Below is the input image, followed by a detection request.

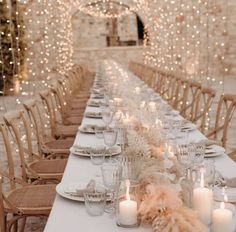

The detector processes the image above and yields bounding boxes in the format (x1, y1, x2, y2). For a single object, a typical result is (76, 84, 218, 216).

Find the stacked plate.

(205, 145, 225, 158)
(180, 123, 197, 132)
(85, 111, 102, 119)
(70, 145, 121, 157)
(87, 100, 102, 107)
(214, 186, 236, 203)
(56, 181, 109, 202)
(78, 124, 106, 134)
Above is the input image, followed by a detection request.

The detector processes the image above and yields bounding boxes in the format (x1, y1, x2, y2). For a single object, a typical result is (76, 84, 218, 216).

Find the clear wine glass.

(192, 142, 205, 166)
(103, 128, 118, 159)
(102, 110, 113, 128)
(176, 144, 195, 174)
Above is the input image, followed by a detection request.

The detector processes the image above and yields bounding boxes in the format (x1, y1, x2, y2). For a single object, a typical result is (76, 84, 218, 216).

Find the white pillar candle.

(212, 195, 232, 232)
(119, 180, 138, 226)
(193, 169, 213, 225)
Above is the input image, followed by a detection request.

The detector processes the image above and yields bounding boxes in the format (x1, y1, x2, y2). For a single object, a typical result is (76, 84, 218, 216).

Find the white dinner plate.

(56, 182, 109, 202)
(78, 125, 106, 134)
(181, 124, 197, 132)
(70, 145, 121, 157)
(204, 145, 225, 158)
(87, 100, 101, 107)
(85, 112, 102, 119)
(213, 186, 236, 203)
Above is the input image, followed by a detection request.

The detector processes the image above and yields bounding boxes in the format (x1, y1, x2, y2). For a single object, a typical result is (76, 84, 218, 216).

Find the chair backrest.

(207, 94, 236, 148)
(0, 123, 16, 190)
(23, 99, 47, 156)
(193, 87, 216, 132)
(39, 89, 59, 138)
(168, 76, 181, 107)
(181, 80, 202, 118)
(4, 111, 35, 182)
(50, 83, 68, 122)
(155, 72, 165, 95)
(171, 78, 189, 113)
(0, 175, 5, 232)
(160, 74, 172, 99)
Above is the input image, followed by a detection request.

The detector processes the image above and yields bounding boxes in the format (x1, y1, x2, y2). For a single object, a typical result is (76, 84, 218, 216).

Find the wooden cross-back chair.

(66, 65, 94, 95)
(57, 78, 88, 111)
(39, 89, 78, 139)
(132, 62, 140, 77)
(153, 72, 165, 95)
(138, 63, 147, 81)
(3, 110, 67, 183)
(180, 80, 202, 118)
(23, 99, 72, 157)
(171, 78, 190, 113)
(50, 84, 83, 126)
(159, 74, 173, 100)
(148, 70, 157, 90)
(192, 87, 216, 133)
(207, 94, 236, 148)
(168, 76, 181, 107)
(0, 123, 56, 232)
(144, 67, 156, 87)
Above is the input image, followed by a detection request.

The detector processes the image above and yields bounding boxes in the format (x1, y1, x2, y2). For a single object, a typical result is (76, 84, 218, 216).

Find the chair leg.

(7, 215, 23, 232)
(19, 217, 26, 232)
(13, 216, 18, 232)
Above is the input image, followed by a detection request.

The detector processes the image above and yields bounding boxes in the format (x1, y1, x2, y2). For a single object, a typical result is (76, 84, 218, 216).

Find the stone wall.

(72, 11, 139, 49)
(73, 46, 144, 71)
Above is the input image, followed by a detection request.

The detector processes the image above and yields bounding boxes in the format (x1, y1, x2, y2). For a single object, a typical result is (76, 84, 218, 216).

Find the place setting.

(55, 62, 236, 232)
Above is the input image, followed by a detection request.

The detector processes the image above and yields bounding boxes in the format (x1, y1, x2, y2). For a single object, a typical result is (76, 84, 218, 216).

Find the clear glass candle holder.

(116, 180, 140, 228)
(119, 155, 142, 181)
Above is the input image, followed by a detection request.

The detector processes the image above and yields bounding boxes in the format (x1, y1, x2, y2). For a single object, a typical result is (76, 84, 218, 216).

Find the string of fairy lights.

(143, 0, 230, 91)
(0, 0, 232, 114)
(74, 0, 145, 18)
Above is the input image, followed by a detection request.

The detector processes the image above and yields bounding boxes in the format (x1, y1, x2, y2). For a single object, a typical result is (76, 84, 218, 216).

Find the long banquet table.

(44, 66, 236, 232)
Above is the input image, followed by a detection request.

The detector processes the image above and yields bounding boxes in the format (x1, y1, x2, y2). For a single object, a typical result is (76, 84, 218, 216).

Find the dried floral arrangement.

(138, 183, 208, 232)
(124, 113, 207, 232)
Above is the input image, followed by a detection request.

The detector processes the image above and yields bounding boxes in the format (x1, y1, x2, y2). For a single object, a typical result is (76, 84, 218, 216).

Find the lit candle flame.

(126, 179, 130, 201)
(220, 201, 225, 209)
(200, 168, 205, 188)
(220, 188, 228, 209)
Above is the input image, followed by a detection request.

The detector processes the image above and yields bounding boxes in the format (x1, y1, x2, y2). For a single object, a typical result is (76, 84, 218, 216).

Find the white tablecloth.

(44, 86, 236, 232)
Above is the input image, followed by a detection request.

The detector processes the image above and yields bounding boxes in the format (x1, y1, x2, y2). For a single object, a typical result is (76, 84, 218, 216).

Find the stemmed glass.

(192, 142, 205, 167)
(103, 128, 118, 159)
(102, 110, 114, 128)
(101, 162, 122, 212)
(203, 159, 215, 187)
(176, 144, 195, 174)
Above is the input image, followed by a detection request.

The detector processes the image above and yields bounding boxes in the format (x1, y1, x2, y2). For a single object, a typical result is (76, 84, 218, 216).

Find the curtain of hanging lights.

(143, 0, 229, 92)
(74, 0, 145, 18)
(0, 0, 231, 112)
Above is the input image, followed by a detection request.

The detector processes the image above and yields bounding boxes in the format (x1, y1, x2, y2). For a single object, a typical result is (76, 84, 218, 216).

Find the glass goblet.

(102, 110, 113, 128)
(90, 145, 106, 165)
(101, 163, 122, 212)
(176, 144, 195, 174)
(103, 128, 118, 159)
(84, 186, 107, 216)
(193, 142, 205, 166)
